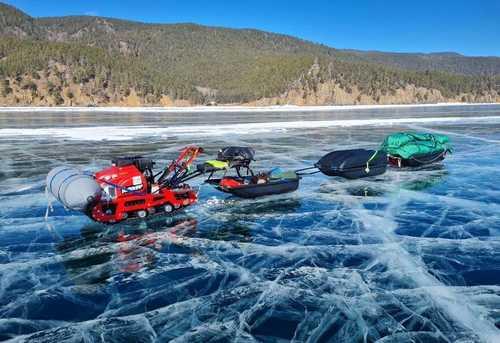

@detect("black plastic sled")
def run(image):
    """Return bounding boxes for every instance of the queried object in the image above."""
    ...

[207,176,300,198]
[315,149,387,179]
[388,150,448,168]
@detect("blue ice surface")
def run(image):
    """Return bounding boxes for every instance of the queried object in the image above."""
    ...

[0,105,499,342]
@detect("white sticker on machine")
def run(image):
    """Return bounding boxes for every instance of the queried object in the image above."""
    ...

[132,176,142,185]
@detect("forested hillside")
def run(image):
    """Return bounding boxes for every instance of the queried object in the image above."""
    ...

[1,2,499,106]
[340,51,500,76]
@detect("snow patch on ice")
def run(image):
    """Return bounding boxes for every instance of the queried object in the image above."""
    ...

[1,116,500,141]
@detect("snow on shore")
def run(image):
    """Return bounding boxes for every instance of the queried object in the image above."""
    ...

[0,102,499,113]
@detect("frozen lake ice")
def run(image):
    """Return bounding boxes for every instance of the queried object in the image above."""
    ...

[0,105,500,342]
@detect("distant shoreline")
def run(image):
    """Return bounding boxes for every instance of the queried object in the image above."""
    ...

[0,102,499,113]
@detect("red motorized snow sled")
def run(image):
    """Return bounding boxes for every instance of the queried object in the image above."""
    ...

[47,146,204,224]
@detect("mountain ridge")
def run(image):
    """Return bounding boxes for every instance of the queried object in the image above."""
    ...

[0,2,499,106]
[3,2,499,74]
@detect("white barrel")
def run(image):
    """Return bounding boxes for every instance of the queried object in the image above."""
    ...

[46,166,102,212]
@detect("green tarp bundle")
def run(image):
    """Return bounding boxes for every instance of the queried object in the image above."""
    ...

[381,132,452,159]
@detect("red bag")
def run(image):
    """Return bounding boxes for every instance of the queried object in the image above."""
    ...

[219,178,242,189]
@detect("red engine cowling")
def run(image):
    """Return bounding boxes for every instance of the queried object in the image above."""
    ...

[95,164,148,197]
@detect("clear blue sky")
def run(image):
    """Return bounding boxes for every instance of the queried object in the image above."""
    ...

[4,0,500,56]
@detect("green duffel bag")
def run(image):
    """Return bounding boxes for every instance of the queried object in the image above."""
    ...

[381,132,452,159]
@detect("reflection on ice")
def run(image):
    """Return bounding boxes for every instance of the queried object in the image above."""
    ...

[1,107,500,342]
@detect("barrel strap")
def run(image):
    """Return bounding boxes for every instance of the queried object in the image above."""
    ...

[56,172,80,204]
[48,167,72,199]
